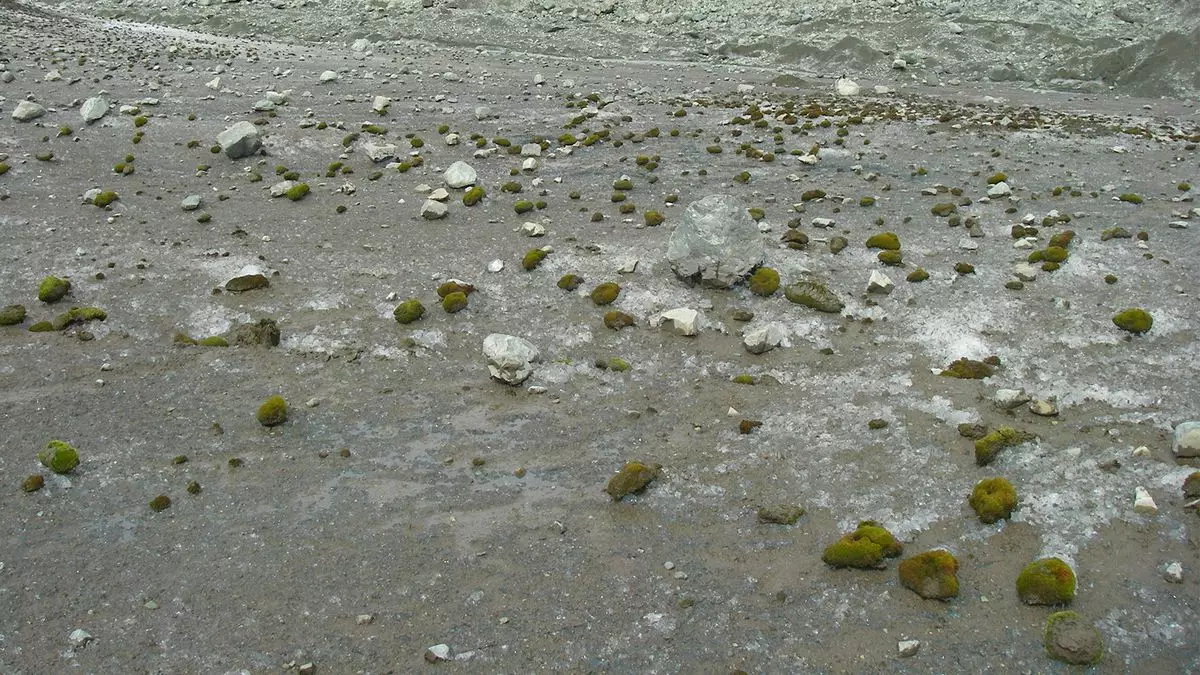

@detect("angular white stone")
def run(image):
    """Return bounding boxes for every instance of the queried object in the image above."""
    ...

[1133,486,1158,514]
[666,195,765,288]
[362,142,397,163]
[743,322,786,355]
[897,640,920,657]
[519,222,545,237]
[835,77,860,96]
[216,121,261,159]
[987,181,1013,198]
[866,270,894,294]
[443,161,477,188]
[80,96,108,124]
[660,308,699,336]
[11,100,46,122]
[1172,421,1200,458]
[372,95,390,113]
[319,70,339,83]
[1164,561,1183,583]
[483,334,539,385]
[994,388,1031,410]
[520,143,542,157]
[420,199,447,220]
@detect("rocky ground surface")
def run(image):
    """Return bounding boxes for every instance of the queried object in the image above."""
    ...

[1,0,1199,672]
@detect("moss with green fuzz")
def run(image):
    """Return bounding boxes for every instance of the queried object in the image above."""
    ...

[149,494,171,512]
[822,521,902,569]
[0,304,26,325]
[38,440,79,474]
[441,291,468,313]
[877,250,903,266]
[557,274,583,291]
[757,504,805,525]
[462,186,485,206]
[256,395,288,427]
[605,461,661,501]
[865,232,900,250]
[930,203,956,217]
[50,306,107,331]
[393,299,425,324]
[974,426,1033,466]
[603,311,635,330]
[941,357,994,379]
[284,183,310,201]
[987,172,1007,185]
[1017,557,1076,605]
[954,262,975,275]
[93,190,118,208]
[1117,193,1143,204]
[868,418,888,430]
[643,210,664,226]
[590,282,621,306]
[522,249,548,271]
[906,268,929,283]
[0,162,9,176]
[513,200,535,214]
[801,189,825,201]
[748,267,780,296]
[898,550,959,599]
[37,276,71,303]
[187,480,202,495]
[731,374,756,385]
[1112,308,1152,334]
[23,474,45,492]
[969,477,1018,523]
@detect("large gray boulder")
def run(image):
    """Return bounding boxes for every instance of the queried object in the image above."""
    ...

[216,121,262,159]
[483,334,539,385]
[11,100,46,122]
[666,194,765,288]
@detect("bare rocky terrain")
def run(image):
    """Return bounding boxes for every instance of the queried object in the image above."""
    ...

[1,0,1199,672]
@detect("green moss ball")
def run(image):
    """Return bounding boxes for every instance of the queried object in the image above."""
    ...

[1016,557,1076,605]
[969,477,1018,523]
[393,299,425,324]
[590,282,621,306]
[1112,308,1152,334]
[748,267,780,296]
[37,276,71,303]
[441,291,468,313]
[38,440,79,474]
[256,395,288,427]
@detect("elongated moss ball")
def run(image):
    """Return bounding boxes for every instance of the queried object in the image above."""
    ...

[256,395,288,427]
[393,299,425,324]
[38,440,79,474]
[37,276,71,303]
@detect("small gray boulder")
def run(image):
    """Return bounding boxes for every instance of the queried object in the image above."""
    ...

[666,194,765,288]
[216,121,262,159]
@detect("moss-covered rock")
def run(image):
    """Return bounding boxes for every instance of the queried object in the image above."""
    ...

[784,281,843,313]
[941,358,994,379]
[1112,308,1152,334]
[828,236,847,254]
[822,521,902,569]
[256,395,288,427]
[1048,230,1075,248]
[1017,557,1076,605]
[462,186,485,206]
[590,282,621,306]
[93,190,118,208]
[393,299,425,324]
[801,189,825,201]
[557,274,584,291]
[782,230,809,250]
[22,474,44,492]
[974,426,1033,466]
[954,262,976,275]
[522,248,548,271]
[187,480,202,495]
[1117,193,1142,205]
[604,311,635,330]
[898,549,959,600]
[969,477,1018,523]
[0,304,26,325]
[644,210,664,226]
[284,183,310,201]
[757,504,805,525]
[1044,611,1103,665]
[748,267,780,296]
[865,232,901,250]
[38,440,79,474]
[37,276,71,303]
[906,268,929,283]
[931,203,956,217]
[227,318,280,347]
[441,291,468,313]
[877,250,904,266]
[197,336,228,347]
[149,494,172,512]
[605,461,661,501]
[28,321,55,332]
[50,306,107,331]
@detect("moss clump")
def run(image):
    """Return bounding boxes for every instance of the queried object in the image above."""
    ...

[187,480,202,495]
[940,357,994,379]
[974,426,1033,466]
[757,504,805,525]
[1042,246,1069,263]
[644,210,664,227]
[1112,308,1152,334]
[522,248,548,271]
[590,282,621,306]
[0,304,27,325]
[859,196,875,207]
[284,183,310,201]
[437,281,474,298]
[898,549,960,600]
[557,274,584,291]
[877,250,904,266]
[954,262,976,275]
[501,181,522,193]
[28,321,56,332]
[37,276,71,303]
[987,172,1007,185]
[1043,611,1103,665]
[514,200,535,214]
[1117,193,1143,204]
[197,336,229,347]
[23,474,45,492]
[868,418,888,430]
[92,190,118,208]
[255,395,288,427]
[603,311,635,330]
[392,299,425,324]
[969,477,1018,523]
[462,186,485,206]
[149,494,171,512]
[1017,557,1076,605]
[38,440,79,474]
[784,280,843,313]
[865,232,901,250]
[930,202,956,217]
[605,461,661,501]
[801,189,825,201]
[748,267,780,296]
[822,521,902,569]
[906,268,929,283]
[1048,230,1075,248]
[441,291,468,313]
[828,236,847,254]
[51,306,107,331]
[612,178,634,191]
[0,162,9,175]
[706,145,722,154]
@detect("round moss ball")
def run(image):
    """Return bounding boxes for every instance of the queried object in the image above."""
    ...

[1112,308,1152,334]
[898,549,959,600]
[37,276,71,303]
[393,299,425,324]
[522,248,548,271]
[441,291,468,313]
[748,267,780,297]
[878,250,903,266]
[1017,557,1076,605]
[256,395,288,427]
[22,474,45,492]
[149,494,172,512]
[557,274,584,291]
[0,304,27,325]
[1044,611,1103,665]
[38,440,79,474]
[590,282,621,306]
[969,477,1018,524]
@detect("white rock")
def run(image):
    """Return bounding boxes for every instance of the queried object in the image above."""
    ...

[487,259,504,273]
[319,70,339,83]
[617,259,638,274]
[835,76,860,96]
[44,69,61,82]
[270,180,297,198]
[216,121,261,159]
[897,640,920,657]
[987,181,1013,198]
[959,238,979,250]
[1133,486,1158,514]
[666,195,765,288]
[428,187,450,202]
[660,308,700,336]
[443,161,477,188]
[483,334,539,385]
[11,100,46,122]
[68,629,94,648]
[1029,399,1058,417]
[181,195,202,211]
[811,217,835,228]
[892,59,907,70]
[372,95,391,113]
[522,157,539,172]
[352,38,371,51]
[444,133,461,146]
[1012,263,1038,281]
[425,644,451,662]
[520,222,545,237]
[866,270,894,294]
[994,388,1031,410]
[362,142,397,163]
[1164,561,1183,583]
[80,96,109,124]
[356,614,375,625]
[473,105,494,120]
[520,143,542,157]
[205,76,221,89]
[420,199,448,220]
[1172,421,1200,458]
[743,322,786,354]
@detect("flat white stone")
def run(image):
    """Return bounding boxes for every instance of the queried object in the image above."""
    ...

[1133,486,1158,514]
